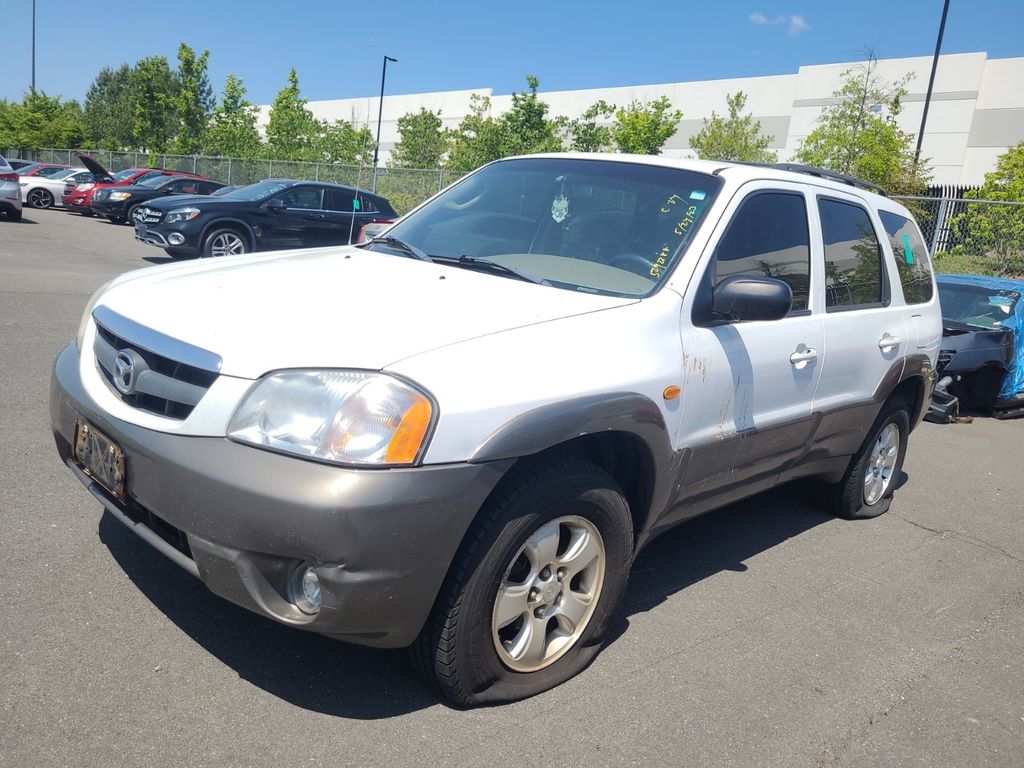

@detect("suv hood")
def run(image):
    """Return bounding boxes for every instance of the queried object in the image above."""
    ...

[77,153,115,184]
[96,247,635,379]
[143,194,252,211]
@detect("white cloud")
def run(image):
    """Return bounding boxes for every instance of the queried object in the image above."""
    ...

[748,12,811,35]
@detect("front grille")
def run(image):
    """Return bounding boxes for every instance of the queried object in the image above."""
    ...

[123,498,193,561]
[93,189,109,202]
[937,349,955,373]
[138,207,162,223]
[94,321,219,419]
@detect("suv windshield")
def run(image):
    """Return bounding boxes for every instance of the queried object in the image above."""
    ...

[223,180,292,202]
[382,157,722,297]
[113,168,141,181]
[939,283,1020,329]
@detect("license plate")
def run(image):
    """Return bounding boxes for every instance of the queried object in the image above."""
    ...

[73,419,126,501]
[135,224,147,237]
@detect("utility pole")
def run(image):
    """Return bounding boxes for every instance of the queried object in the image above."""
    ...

[916,0,951,163]
[31,0,36,91]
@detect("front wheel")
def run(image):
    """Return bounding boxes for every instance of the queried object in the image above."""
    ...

[826,399,910,519]
[202,227,248,258]
[413,458,633,706]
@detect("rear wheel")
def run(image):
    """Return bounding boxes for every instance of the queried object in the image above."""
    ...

[27,188,54,209]
[826,399,910,519]
[202,227,248,258]
[413,458,633,707]
[7,208,22,222]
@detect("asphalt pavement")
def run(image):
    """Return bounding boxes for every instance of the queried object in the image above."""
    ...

[1,207,1022,767]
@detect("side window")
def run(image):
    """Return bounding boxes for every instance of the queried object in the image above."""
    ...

[173,180,199,194]
[878,210,934,304]
[711,191,811,312]
[278,186,324,210]
[818,198,885,309]
[358,194,379,214]
[325,188,359,213]
[200,182,221,195]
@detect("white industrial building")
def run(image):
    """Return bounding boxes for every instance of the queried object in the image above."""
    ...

[256,52,1024,186]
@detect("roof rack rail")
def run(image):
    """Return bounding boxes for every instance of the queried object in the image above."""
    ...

[713,161,887,196]
[769,163,887,196]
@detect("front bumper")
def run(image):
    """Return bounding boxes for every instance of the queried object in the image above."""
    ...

[92,199,130,218]
[51,342,511,647]
[64,200,92,214]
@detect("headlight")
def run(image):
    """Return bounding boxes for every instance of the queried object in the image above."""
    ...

[165,206,200,223]
[76,280,113,350]
[228,370,434,466]
[108,191,132,201]
[76,183,95,191]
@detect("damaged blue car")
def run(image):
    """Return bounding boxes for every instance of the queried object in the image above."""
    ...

[933,274,1024,419]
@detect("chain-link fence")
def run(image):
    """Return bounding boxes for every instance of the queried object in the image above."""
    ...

[4,147,466,215]
[893,195,1024,278]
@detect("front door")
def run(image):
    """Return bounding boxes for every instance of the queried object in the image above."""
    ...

[669,184,824,520]
[261,185,330,249]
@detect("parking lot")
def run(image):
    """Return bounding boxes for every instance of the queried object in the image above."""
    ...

[1,207,1023,767]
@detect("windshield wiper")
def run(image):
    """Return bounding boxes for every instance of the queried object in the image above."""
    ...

[435,255,550,286]
[364,235,432,262]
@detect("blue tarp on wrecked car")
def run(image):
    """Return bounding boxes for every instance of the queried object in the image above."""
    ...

[937,273,1024,403]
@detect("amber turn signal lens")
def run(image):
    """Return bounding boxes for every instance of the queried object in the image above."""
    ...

[663,385,681,400]
[385,395,433,463]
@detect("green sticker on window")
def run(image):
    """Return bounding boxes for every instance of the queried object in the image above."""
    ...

[901,233,914,264]
[353,198,361,210]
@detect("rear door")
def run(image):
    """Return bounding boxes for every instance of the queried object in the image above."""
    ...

[810,191,910,452]
[322,187,365,244]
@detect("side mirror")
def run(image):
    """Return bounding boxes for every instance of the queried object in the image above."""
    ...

[263,198,287,214]
[712,275,792,323]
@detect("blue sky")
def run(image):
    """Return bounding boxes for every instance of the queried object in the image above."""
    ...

[4,0,1023,106]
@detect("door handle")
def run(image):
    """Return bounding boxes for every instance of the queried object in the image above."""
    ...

[789,347,818,368]
[304,213,326,221]
[878,334,901,350]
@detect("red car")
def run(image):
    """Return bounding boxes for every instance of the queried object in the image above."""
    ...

[16,162,73,178]
[63,154,208,219]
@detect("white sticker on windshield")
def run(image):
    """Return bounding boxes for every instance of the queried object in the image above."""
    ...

[690,190,706,200]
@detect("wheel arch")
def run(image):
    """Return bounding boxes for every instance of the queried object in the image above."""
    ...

[200,218,255,251]
[467,393,675,546]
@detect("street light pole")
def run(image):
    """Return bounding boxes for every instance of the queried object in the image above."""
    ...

[372,55,397,193]
[31,0,36,91]
[915,0,951,164]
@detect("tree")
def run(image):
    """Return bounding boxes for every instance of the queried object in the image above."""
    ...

[83,64,136,149]
[794,53,930,195]
[318,119,374,165]
[564,101,615,152]
[172,43,213,155]
[609,96,682,155]
[264,69,321,161]
[0,90,86,149]
[689,92,776,163]
[130,56,179,153]
[941,141,1024,276]
[447,76,563,172]
[389,108,450,169]
[204,74,262,159]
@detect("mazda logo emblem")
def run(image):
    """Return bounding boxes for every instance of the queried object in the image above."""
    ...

[113,350,136,395]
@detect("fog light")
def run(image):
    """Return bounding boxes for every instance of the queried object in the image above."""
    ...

[168,233,185,245]
[289,562,321,614]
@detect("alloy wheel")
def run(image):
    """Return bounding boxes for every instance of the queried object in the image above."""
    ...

[209,232,245,257]
[491,515,605,672]
[864,423,900,505]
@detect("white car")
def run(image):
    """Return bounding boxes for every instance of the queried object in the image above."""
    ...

[51,154,942,706]
[21,167,94,209]
[0,154,22,221]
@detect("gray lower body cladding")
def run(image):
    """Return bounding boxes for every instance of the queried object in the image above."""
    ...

[50,343,511,647]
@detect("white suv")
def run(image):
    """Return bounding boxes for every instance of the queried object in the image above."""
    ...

[51,154,941,706]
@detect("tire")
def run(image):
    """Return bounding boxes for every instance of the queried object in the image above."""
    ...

[202,227,248,258]
[126,205,143,225]
[413,458,633,707]
[27,188,54,209]
[826,399,910,519]
[7,208,22,222]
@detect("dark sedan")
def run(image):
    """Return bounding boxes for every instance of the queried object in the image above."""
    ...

[92,175,225,224]
[134,179,397,258]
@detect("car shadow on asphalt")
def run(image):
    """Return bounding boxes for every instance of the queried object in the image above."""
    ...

[98,477,846,719]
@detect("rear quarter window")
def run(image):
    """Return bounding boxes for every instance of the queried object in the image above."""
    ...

[879,210,934,304]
